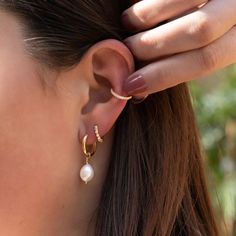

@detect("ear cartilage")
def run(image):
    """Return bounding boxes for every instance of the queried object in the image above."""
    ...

[110,88,132,101]
[94,125,104,143]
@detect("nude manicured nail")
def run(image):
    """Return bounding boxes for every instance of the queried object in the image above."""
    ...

[123,74,148,95]
[121,13,137,31]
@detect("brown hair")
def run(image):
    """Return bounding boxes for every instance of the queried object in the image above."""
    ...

[0,1,220,235]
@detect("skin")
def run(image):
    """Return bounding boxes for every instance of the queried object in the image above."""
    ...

[0,11,134,236]
[121,0,236,96]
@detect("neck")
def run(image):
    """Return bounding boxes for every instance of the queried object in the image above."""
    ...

[72,132,113,236]
[63,127,115,236]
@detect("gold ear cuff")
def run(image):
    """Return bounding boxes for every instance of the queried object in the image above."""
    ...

[110,88,132,101]
[110,88,148,103]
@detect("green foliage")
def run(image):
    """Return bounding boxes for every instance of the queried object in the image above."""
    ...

[190,65,236,235]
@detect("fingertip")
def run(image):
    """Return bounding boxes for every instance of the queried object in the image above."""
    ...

[121,12,138,31]
[123,38,132,51]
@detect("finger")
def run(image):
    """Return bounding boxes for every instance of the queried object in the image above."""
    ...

[123,26,236,95]
[121,0,208,31]
[124,0,236,61]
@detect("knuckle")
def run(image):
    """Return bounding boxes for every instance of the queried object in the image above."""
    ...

[199,45,219,70]
[195,0,209,5]
[189,15,214,46]
[133,5,148,23]
[136,35,156,59]
[153,65,177,91]
[155,70,168,88]
[132,3,154,28]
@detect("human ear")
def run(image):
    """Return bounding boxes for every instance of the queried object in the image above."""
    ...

[78,39,135,144]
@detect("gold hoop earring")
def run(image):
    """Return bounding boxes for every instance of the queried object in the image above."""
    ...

[94,125,104,143]
[80,134,97,184]
[110,88,132,101]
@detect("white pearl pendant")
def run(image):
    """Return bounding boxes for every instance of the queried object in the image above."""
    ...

[80,164,94,184]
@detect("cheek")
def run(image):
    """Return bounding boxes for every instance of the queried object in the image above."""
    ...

[0,13,82,230]
[0,61,80,224]
[0,61,59,154]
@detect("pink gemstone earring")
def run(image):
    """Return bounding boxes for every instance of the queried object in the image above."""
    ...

[94,125,104,143]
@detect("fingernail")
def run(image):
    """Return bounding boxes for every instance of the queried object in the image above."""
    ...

[121,13,137,31]
[123,74,147,95]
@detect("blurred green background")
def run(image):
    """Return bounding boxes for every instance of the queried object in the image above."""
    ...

[190,65,236,236]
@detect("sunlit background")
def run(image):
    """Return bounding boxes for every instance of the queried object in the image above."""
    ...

[190,65,236,236]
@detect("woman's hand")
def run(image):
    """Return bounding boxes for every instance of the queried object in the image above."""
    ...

[121,0,236,96]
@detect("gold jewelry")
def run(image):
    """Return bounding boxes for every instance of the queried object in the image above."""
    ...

[110,88,132,101]
[80,134,97,184]
[94,125,104,143]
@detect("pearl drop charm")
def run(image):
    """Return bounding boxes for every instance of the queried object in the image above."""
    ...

[80,164,94,184]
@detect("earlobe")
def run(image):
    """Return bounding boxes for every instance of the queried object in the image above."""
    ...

[79,39,135,144]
